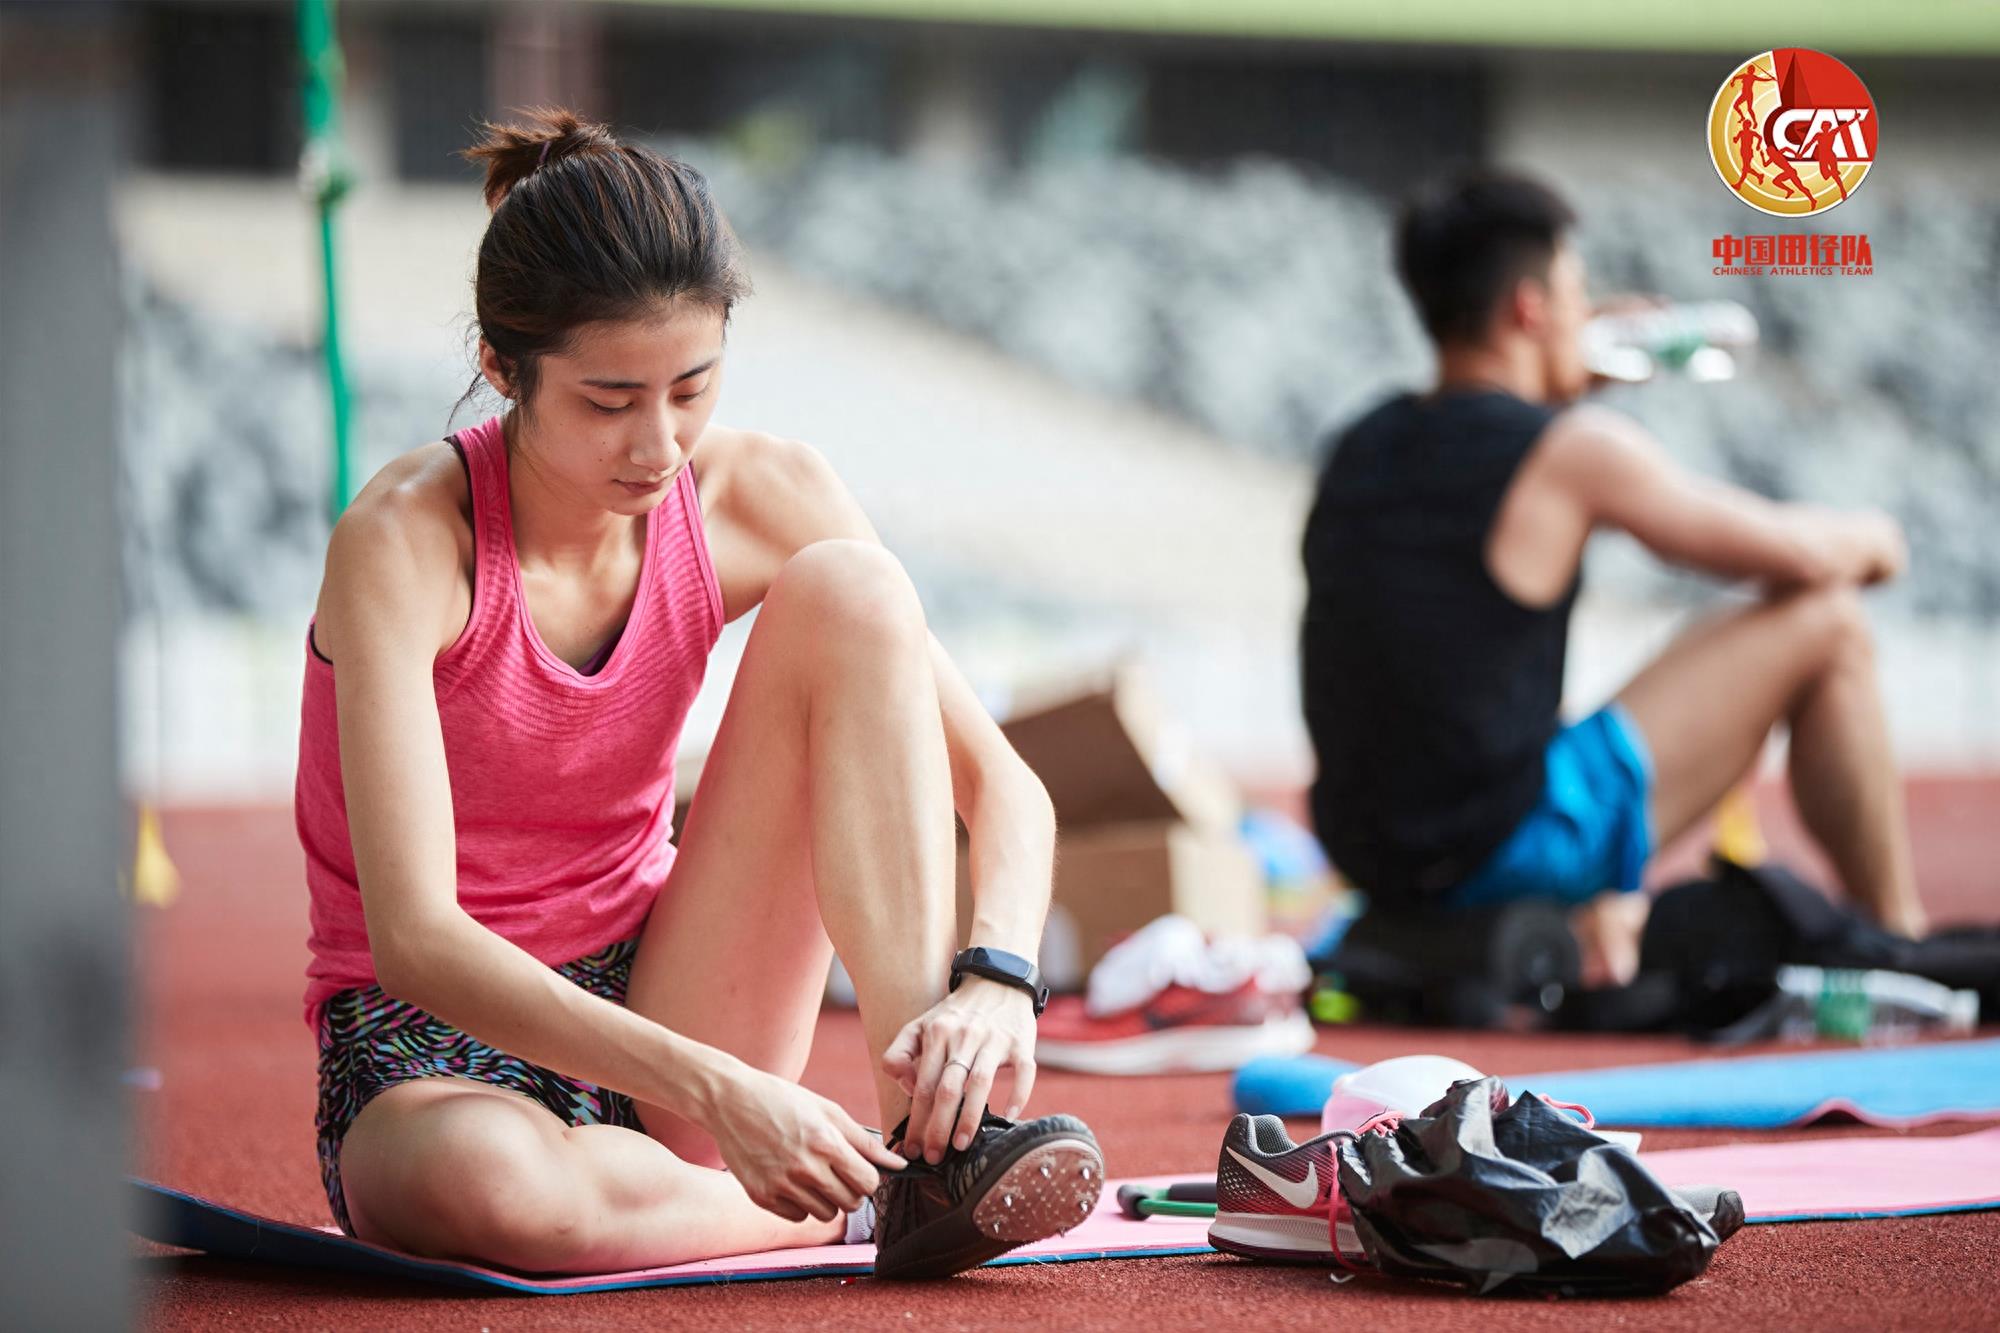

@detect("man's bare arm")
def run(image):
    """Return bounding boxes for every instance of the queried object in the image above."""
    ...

[1541,406,1905,588]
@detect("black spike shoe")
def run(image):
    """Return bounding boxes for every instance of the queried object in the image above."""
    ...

[871,1110,1104,1280]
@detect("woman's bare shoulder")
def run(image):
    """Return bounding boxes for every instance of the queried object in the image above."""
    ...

[693,424,808,489]
[693,426,848,532]
[314,440,473,663]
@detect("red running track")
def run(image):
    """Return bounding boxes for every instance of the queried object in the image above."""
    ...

[136,786,2000,1331]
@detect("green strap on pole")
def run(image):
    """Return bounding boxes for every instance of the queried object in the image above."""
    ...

[298,0,355,524]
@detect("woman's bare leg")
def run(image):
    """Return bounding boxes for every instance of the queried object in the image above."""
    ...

[338,1079,841,1272]
[334,539,962,1269]
[1616,583,1922,932]
[625,537,958,1160]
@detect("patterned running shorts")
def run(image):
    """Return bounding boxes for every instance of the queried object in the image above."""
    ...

[314,937,645,1235]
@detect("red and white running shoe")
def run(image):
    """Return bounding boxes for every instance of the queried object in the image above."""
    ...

[1208,1112,1377,1265]
[1036,982,1315,1075]
[1213,1087,1619,1266]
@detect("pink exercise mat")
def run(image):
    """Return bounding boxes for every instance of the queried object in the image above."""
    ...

[132,1130,2000,1293]
[1643,1127,2000,1221]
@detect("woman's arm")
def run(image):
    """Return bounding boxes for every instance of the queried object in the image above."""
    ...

[930,637,1056,958]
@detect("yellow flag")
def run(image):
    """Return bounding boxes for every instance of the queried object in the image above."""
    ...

[132,804,181,907]
[1713,787,1767,867]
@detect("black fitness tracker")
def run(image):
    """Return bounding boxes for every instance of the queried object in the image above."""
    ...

[948,946,1050,1017]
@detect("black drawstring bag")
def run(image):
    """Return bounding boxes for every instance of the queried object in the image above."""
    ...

[1334,1078,1734,1296]
[1558,855,2000,1038]
[1641,855,2000,1032]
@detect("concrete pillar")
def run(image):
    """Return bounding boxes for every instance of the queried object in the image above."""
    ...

[0,1,133,1327]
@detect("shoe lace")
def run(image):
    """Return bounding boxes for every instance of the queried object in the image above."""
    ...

[1323,1111,1402,1274]
[874,1170,926,1244]
[883,1111,1011,1206]
[1353,1109,1404,1137]
[1536,1094,1596,1128]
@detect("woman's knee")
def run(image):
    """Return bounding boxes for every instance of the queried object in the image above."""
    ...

[768,539,926,653]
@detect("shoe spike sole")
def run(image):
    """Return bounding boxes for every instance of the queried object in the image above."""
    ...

[874,1134,1105,1280]
[970,1137,1103,1243]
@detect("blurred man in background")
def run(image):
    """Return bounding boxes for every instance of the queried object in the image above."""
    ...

[1301,171,1923,985]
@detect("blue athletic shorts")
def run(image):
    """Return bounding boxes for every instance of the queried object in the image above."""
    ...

[1445,703,1655,910]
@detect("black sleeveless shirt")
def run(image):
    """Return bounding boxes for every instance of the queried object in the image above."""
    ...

[1302,388,1571,901]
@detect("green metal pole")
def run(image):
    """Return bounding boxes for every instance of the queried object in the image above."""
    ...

[298,0,355,524]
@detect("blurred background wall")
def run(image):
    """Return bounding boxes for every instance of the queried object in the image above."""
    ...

[107,0,2000,811]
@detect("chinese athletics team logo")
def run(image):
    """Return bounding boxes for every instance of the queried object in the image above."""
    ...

[1708,49,1876,216]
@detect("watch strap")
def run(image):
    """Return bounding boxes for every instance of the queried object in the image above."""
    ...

[949,946,1050,1017]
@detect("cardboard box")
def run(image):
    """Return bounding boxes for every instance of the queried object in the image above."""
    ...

[998,664,1240,834]
[1057,819,1265,976]
[957,819,1265,989]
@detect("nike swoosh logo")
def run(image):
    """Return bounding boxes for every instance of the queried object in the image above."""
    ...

[1226,1146,1320,1210]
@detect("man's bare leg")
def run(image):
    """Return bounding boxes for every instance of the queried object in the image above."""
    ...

[1783,597,1923,935]
[1616,583,1923,932]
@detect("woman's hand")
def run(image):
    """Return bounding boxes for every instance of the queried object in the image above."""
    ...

[880,977,1039,1163]
[705,1063,907,1223]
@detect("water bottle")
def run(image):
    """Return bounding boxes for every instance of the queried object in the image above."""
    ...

[1583,300,1760,384]
[1762,966,1979,1044]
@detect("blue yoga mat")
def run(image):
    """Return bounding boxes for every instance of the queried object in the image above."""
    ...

[129,1179,1211,1294]
[1232,1037,2000,1128]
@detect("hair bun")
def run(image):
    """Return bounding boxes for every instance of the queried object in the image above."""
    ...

[461,106,618,210]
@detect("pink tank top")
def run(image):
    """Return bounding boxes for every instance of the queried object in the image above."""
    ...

[294,414,724,1028]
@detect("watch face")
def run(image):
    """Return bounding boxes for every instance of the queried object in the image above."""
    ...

[979,948,1030,982]
[955,949,1042,1008]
